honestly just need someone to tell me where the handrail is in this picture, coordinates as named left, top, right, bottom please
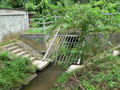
left=42, top=27, right=61, bottom=61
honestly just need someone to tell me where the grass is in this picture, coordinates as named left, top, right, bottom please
left=53, top=53, right=120, bottom=90
left=24, top=29, right=45, bottom=34
left=0, top=32, right=22, bottom=47
left=24, top=27, right=54, bottom=35
left=0, top=39, right=16, bottom=47
left=79, top=55, right=120, bottom=90
left=0, top=51, right=36, bottom=90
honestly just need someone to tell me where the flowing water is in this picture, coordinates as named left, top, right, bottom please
left=21, top=64, right=64, bottom=90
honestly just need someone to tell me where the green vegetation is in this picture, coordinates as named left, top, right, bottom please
left=53, top=54, right=120, bottom=90
left=49, top=1, right=120, bottom=65
left=24, top=1, right=120, bottom=89
left=0, top=32, right=22, bottom=47
left=0, top=40, right=16, bottom=47
left=24, top=28, right=52, bottom=34
left=0, top=0, right=120, bottom=90
left=0, top=0, right=89, bottom=11
left=49, top=1, right=120, bottom=90
left=0, top=51, right=36, bottom=90
left=24, top=29, right=44, bottom=34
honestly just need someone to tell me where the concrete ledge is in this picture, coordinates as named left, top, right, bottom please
left=66, top=65, right=83, bottom=72
left=15, top=74, right=37, bottom=90
left=66, top=63, right=92, bottom=73
left=32, top=60, right=49, bottom=71
left=113, top=50, right=120, bottom=56
left=26, top=74, right=37, bottom=84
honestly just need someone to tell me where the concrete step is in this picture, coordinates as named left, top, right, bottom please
left=23, top=54, right=31, bottom=58
left=12, top=48, right=23, bottom=53
left=32, top=60, right=49, bottom=70
left=2, top=42, right=49, bottom=71
left=7, top=46, right=19, bottom=50
left=16, top=51, right=27, bottom=56
left=66, top=65, right=82, bottom=72
left=3, top=43, right=16, bottom=48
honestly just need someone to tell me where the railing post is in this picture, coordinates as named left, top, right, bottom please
left=43, top=19, right=46, bottom=34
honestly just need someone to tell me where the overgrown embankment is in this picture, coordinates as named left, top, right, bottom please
left=0, top=51, right=36, bottom=90
left=53, top=53, right=120, bottom=90
left=50, top=1, right=120, bottom=89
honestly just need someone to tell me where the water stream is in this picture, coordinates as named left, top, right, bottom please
left=20, top=34, right=65, bottom=90
left=21, top=64, right=64, bottom=90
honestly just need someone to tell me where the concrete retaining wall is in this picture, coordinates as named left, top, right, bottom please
left=0, top=8, right=29, bottom=41
left=19, top=34, right=49, bottom=54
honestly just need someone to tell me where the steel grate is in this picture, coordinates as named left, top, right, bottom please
left=43, top=33, right=81, bottom=65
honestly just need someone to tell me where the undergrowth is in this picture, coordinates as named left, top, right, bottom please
left=53, top=54, right=120, bottom=90
left=0, top=51, right=36, bottom=90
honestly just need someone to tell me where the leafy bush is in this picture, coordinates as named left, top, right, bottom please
left=0, top=52, right=10, bottom=62
left=0, top=1, right=12, bottom=8
left=0, top=52, right=36, bottom=90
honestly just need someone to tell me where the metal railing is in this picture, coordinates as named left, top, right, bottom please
left=28, top=12, right=120, bottom=34
left=28, top=16, right=62, bottom=34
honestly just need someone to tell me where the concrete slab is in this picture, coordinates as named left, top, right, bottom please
left=66, top=65, right=83, bottom=72
left=2, top=43, right=15, bottom=48
left=32, top=60, right=49, bottom=71
left=16, top=51, right=26, bottom=56
left=113, top=50, right=120, bottom=56
left=7, top=46, right=18, bottom=50
left=12, top=48, right=22, bottom=53
left=23, top=54, right=31, bottom=58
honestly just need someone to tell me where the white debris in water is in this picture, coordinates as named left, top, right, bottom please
left=113, top=50, right=120, bottom=56
left=66, top=65, right=83, bottom=72
left=32, top=60, right=49, bottom=70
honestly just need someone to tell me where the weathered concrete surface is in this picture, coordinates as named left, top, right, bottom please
left=0, top=8, right=27, bottom=15
left=32, top=60, right=49, bottom=71
left=2, top=41, right=49, bottom=71
left=113, top=50, right=120, bottom=56
left=16, top=41, right=43, bottom=60
left=0, top=9, right=29, bottom=41
left=19, top=34, right=49, bottom=54
left=84, top=32, right=120, bottom=53
left=66, top=63, right=92, bottom=72
left=66, top=65, right=83, bottom=72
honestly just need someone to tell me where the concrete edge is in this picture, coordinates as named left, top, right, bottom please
left=66, top=63, right=92, bottom=73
